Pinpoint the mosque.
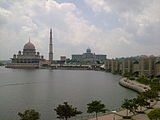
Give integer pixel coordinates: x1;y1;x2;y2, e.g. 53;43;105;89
6;28;107;69
6;40;45;68
6;29;53;68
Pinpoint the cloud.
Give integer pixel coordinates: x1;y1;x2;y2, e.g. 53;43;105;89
0;0;160;60
0;0;103;59
84;0;111;13
84;0;160;57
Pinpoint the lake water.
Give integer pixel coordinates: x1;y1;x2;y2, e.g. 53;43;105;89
0;67;137;120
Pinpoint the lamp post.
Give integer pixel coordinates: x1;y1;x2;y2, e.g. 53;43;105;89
111;110;117;120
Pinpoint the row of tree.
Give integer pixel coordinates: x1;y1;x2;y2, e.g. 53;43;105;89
121;89;159;119
18;100;106;120
17;89;159;120
124;73;160;87
123;73;160;91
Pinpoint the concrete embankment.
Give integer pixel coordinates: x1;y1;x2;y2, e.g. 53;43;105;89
119;78;150;93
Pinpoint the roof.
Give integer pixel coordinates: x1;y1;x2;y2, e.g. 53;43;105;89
24;41;35;50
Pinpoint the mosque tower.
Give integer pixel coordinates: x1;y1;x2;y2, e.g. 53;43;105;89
49;28;53;62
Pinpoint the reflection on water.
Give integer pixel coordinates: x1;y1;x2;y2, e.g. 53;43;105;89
0;67;137;120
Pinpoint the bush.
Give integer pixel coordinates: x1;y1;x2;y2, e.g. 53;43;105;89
129;77;135;80
148;108;160;120
136;75;149;85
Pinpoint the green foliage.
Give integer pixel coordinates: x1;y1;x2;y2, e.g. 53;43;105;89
121;98;137;116
142;89;158;101
147;108;160;120
66;59;79;64
151;78;160;84
54;102;82;120
129;77;135;80
123;73;136;80
135;95;150;111
18;109;40;120
123;73;132;78
113;71;122;75
0;62;4;66
150;84;160;91
105;69;111;72
135;75;160;90
87;100;106;120
136;75;149;85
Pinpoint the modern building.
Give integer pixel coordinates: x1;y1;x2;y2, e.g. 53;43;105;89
6;39;45;68
105;55;160;77
72;48;107;61
155;60;160;76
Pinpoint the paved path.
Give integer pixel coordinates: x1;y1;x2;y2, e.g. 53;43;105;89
87;109;133;120
132;101;159;120
87;79;159;120
87;113;121;120
87;101;159;120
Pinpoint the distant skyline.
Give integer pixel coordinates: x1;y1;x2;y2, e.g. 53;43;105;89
0;0;160;60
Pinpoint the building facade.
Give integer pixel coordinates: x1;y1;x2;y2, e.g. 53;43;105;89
72;48;107;61
105;56;160;77
6;40;44;68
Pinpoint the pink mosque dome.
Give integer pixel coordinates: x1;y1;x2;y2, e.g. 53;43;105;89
23;41;35;50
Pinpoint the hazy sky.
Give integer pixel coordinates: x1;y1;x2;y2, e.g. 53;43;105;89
0;0;160;60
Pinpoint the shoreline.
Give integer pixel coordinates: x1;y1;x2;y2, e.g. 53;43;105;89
119;77;150;93
87;77;151;120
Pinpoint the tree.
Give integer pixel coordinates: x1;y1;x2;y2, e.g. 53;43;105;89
147;108;160;120
135;95;150;112
121;99;137;117
121;99;130;116
18;109;40;120
136;75;149;85
54;102;82;120
142;89;158;101
87;100;106;120
151;77;160;84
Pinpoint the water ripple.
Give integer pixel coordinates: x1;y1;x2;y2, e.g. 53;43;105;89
0;81;44;88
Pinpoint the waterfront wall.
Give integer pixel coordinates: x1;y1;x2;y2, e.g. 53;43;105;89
5;63;39;69
119;78;150;93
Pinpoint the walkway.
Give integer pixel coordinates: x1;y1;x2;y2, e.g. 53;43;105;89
87;78;159;120
87;101;159;120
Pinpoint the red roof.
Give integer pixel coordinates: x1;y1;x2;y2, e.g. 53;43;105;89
24;41;35;50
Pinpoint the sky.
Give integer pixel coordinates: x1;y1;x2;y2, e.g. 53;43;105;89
0;0;160;60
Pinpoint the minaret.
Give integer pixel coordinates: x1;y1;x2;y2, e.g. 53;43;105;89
49;28;53;62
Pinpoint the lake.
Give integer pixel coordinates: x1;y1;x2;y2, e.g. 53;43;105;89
0;67;137;119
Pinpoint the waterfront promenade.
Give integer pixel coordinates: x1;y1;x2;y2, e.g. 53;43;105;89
87;101;160;120
87;78;160;120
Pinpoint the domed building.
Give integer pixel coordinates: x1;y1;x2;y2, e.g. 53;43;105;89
7;40;45;68
86;48;91;53
72;48;107;62
82;48;94;59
